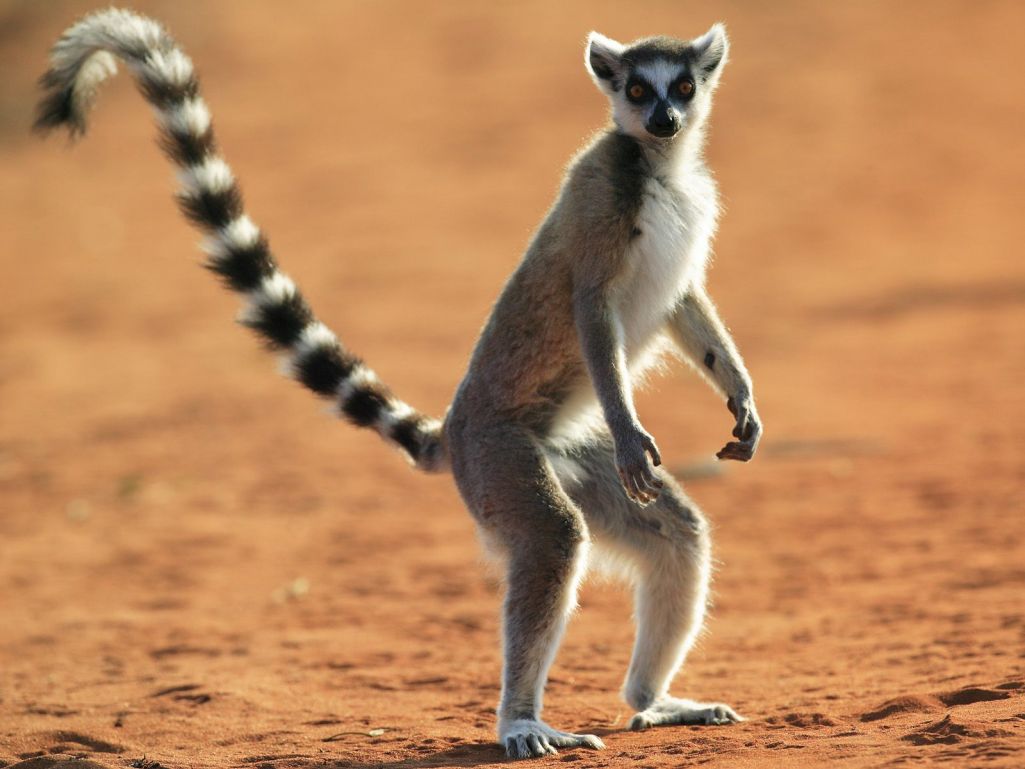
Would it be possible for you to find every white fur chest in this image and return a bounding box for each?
[613,171,717,360]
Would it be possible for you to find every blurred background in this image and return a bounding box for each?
[1,2,1023,767]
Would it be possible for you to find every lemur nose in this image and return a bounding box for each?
[651,102,677,128]
[647,101,680,137]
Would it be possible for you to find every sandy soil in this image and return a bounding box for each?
[2,1,1024,767]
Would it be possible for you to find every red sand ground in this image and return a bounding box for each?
[2,2,1024,767]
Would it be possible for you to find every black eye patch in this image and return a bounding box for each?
[669,75,697,103]
[624,77,654,104]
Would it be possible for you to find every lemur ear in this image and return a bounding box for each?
[692,23,729,79]
[585,32,625,89]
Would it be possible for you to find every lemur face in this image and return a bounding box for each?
[585,27,728,144]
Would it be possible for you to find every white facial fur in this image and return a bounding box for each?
[624,60,688,140]
[585,26,729,149]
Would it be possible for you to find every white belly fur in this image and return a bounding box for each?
[614,173,717,364]
[549,172,717,443]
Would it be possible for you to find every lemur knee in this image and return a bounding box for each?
[657,495,710,549]
[519,511,586,565]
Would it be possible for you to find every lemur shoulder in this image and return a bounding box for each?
[36,11,761,760]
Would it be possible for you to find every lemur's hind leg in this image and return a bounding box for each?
[447,417,604,759]
[551,431,743,731]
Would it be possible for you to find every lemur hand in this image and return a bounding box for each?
[615,424,663,505]
[717,395,761,462]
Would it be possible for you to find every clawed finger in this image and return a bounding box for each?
[632,478,655,505]
[717,441,753,461]
[644,439,662,467]
[639,479,661,505]
[615,473,656,508]
[718,442,744,458]
[620,467,660,505]
[639,471,664,492]
[619,468,643,502]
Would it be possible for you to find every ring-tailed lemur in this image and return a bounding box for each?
[36,10,762,760]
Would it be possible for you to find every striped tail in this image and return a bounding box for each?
[35,8,447,473]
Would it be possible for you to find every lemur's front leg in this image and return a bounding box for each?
[668,287,762,462]
[573,283,663,505]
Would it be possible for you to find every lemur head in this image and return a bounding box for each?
[585,25,729,146]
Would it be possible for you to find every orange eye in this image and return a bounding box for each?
[677,80,694,96]
[628,83,645,100]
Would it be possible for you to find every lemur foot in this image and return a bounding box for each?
[500,719,605,759]
[628,697,743,730]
